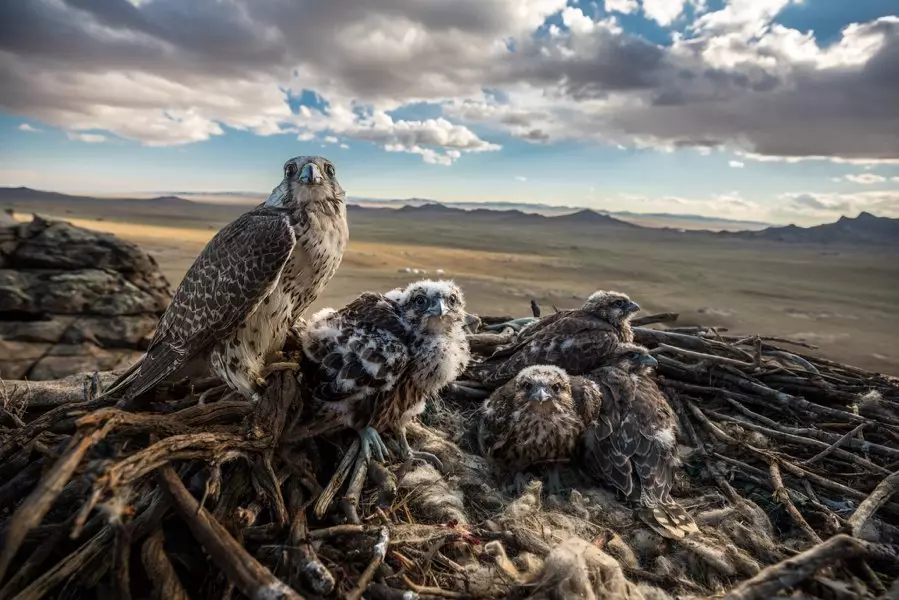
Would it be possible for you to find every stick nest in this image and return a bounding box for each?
[1,311,898,600]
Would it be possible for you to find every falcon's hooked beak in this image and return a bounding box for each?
[299,162,323,185]
[528,385,552,403]
[427,297,447,317]
[638,354,659,368]
[626,301,640,314]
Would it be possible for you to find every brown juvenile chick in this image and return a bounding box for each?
[466,290,640,389]
[477,365,602,494]
[582,343,699,540]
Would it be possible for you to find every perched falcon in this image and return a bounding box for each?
[107,155,348,407]
[466,290,640,389]
[299,280,471,487]
[581,343,699,539]
[477,365,603,494]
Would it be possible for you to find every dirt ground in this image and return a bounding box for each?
[17,212,899,376]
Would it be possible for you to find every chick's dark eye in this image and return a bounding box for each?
[629,352,640,359]
[523,382,533,391]
[285,163,297,177]
[414,296,426,306]
[552,384,561,393]
[614,300,625,308]
[324,163,335,177]
[449,294,458,305]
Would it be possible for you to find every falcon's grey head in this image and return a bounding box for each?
[389,279,466,334]
[511,365,574,410]
[583,290,640,325]
[609,343,658,374]
[265,155,345,213]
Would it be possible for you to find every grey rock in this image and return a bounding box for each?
[0,214,172,379]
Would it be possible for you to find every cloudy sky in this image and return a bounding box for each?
[1,0,898,225]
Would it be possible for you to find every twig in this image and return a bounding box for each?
[804,423,867,467]
[653,343,755,368]
[157,464,304,600]
[723,534,884,600]
[769,461,822,544]
[631,312,679,327]
[347,527,389,600]
[402,575,466,598]
[847,469,899,537]
[141,530,190,600]
[314,437,360,519]
[306,524,371,539]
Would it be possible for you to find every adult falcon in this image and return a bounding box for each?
[107,155,348,407]
[466,290,640,389]
[477,365,602,494]
[298,279,471,499]
[581,343,699,539]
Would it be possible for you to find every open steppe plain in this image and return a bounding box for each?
[9,199,899,376]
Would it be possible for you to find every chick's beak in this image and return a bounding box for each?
[427,297,447,317]
[299,163,323,185]
[626,301,640,314]
[529,386,551,403]
[639,354,659,368]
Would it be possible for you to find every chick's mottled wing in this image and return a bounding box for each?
[629,377,679,504]
[570,375,603,425]
[477,383,515,458]
[580,368,638,496]
[303,293,411,413]
[119,209,296,401]
[469,315,618,388]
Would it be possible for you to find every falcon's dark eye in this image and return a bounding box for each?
[285,163,298,178]
[324,163,336,177]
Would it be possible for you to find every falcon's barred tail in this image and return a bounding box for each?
[99,354,144,399]
[637,501,700,540]
[112,344,186,408]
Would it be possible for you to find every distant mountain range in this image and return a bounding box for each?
[142,190,773,230]
[2,186,898,246]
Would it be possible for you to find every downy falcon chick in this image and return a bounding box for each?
[299,280,471,489]
[108,156,348,407]
[467,290,641,389]
[477,365,603,494]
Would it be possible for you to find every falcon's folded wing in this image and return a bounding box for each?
[115,209,297,405]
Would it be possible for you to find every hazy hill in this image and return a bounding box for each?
[728,211,899,246]
[2,187,897,246]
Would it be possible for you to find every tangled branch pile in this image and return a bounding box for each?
[1,309,898,600]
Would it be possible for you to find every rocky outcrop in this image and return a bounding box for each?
[0,212,172,379]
